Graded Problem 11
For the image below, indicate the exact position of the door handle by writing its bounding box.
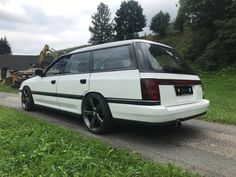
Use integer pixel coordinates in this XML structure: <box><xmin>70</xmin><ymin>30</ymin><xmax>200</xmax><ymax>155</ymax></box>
<box><xmin>80</xmin><ymin>79</ymin><xmax>87</xmax><ymax>84</ymax></box>
<box><xmin>51</xmin><ymin>80</ymin><xmax>56</xmax><ymax>84</ymax></box>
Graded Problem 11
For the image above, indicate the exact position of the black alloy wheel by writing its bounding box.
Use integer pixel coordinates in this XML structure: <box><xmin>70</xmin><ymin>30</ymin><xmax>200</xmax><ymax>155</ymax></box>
<box><xmin>21</xmin><ymin>87</ymin><xmax>34</xmax><ymax>111</ymax></box>
<box><xmin>82</xmin><ymin>93</ymin><xmax>112</xmax><ymax>134</ymax></box>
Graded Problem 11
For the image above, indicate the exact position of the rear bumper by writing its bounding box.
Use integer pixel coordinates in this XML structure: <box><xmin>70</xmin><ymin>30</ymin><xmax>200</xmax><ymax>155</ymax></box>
<box><xmin>109</xmin><ymin>99</ymin><xmax>209</xmax><ymax>123</ymax></box>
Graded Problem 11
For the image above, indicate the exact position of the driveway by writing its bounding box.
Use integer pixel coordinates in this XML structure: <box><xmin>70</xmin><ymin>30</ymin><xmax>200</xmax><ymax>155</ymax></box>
<box><xmin>0</xmin><ymin>92</ymin><xmax>236</xmax><ymax>177</ymax></box>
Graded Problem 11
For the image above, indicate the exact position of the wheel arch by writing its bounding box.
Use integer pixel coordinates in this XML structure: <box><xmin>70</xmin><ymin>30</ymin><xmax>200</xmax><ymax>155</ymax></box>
<box><xmin>22</xmin><ymin>85</ymin><xmax>31</xmax><ymax>90</ymax></box>
<box><xmin>81</xmin><ymin>91</ymin><xmax>112</xmax><ymax>115</ymax></box>
<box><xmin>22</xmin><ymin>85</ymin><xmax>33</xmax><ymax>95</ymax></box>
<box><xmin>82</xmin><ymin>91</ymin><xmax>106</xmax><ymax>105</ymax></box>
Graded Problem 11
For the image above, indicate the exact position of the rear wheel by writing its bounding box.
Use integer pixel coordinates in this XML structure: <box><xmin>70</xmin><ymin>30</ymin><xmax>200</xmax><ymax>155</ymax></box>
<box><xmin>21</xmin><ymin>87</ymin><xmax>34</xmax><ymax>111</ymax></box>
<box><xmin>82</xmin><ymin>93</ymin><xmax>113</xmax><ymax>134</ymax></box>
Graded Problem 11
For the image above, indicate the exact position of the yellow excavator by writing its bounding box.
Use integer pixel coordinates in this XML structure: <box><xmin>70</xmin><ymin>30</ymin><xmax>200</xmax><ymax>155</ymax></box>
<box><xmin>39</xmin><ymin>44</ymin><xmax>58</xmax><ymax>67</ymax></box>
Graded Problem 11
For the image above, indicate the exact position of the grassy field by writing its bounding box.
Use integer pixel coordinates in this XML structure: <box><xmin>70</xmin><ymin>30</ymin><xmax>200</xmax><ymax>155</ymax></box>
<box><xmin>0</xmin><ymin>83</ymin><xmax>18</xmax><ymax>93</ymax></box>
<box><xmin>0</xmin><ymin>106</ymin><xmax>196</xmax><ymax>177</ymax></box>
<box><xmin>201</xmin><ymin>70</ymin><xmax>236</xmax><ymax>125</ymax></box>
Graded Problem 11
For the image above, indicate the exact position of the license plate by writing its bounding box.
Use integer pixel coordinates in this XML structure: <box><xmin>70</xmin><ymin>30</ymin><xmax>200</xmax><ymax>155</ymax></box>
<box><xmin>175</xmin><ymin>86</ymin><xmax>193</xmax><ymax>96</ymax></box>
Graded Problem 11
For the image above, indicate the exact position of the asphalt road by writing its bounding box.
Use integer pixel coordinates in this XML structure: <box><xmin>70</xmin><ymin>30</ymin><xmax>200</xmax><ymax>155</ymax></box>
<box><xmin>0</xmin><ymin>92</ymin><xmax>236</xmax><ymax>177</ymax></box>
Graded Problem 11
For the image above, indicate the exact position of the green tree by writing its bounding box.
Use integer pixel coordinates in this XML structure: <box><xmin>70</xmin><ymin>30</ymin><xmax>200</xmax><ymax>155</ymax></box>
<box><xmin>114</xmin><ymin>0</ymin><xmax>146</xmax><ymax>40</ymax></box>
<box><xmin>196</xmin><ymin>2</ymin><xmax>236</xmax><ymax>70</ymax></box>
<box><xmin>150</xmin><ymin>11</ymin><xmax>170</xmax><ymax>36</ymax></box>
<box><xmin>174</xmin><ymin>6</ymin><xmax>186</xmax><ymax>31</ymax></box>
<box><xmin>89</xmin><ymin>2</ymin><xmax>113</xmax><ymax>45</ymax></box>
<box><xmin>0</xmin><ymin>37</ymin><xmax>12</xmax><ymax>55</ymax></box>
<box><xmin>177</xmin><ymin>0</ymin><xmax>235</xmax><ymax>70</ymax></box>
<box><xmin>179</xmin><ymin>0</ymin><xmax>233</xmax><ymax>30</ymax></box>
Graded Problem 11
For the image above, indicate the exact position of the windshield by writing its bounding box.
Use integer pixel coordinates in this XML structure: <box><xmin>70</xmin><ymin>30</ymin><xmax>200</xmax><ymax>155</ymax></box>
<box><xmin>135</xmin><ymin>43</ymin><xmax>195</xmax><ymax>75</ymax></box>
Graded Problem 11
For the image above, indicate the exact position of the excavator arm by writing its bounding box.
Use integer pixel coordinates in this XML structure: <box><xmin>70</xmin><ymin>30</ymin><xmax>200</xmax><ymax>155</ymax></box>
<box><xmin>39</xmin><ymin>44</ymin><xmax>58</xmax><ymax>67</ymax></box>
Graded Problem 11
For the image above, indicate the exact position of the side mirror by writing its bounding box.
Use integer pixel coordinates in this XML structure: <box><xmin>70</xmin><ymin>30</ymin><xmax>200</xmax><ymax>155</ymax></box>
<box><xmin>35</xmin><ymin>69</ymin><xmax>44</xmax><ymax>77</ymax></box>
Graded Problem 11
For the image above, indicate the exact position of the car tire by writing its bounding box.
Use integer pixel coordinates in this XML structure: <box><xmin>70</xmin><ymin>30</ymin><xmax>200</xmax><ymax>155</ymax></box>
<box><xmin>21</xmin><ymin>87</ymin><xmax>35</xmax><ymax>111</ymax></box>
<box><xmin>82</xmin><ymin>93</ymin><xmax>113</xmax><ymax>134</ymax></box>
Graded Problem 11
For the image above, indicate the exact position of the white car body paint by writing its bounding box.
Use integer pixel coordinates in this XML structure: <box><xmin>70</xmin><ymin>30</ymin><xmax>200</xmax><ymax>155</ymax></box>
<box><xmin>109</xmin><ymin>99</ymin><xmax>209</xmax><ymax>123</ymax></box>
<box><xmin>89</xmin><ymin>70</ymin><xmax>141</xmax><ymax>99</ymax></box>
<box><xmin>19</xmin><ymin>39</ymin><xmax>209</xmax><ymax>124</ymax></box>
<box><xmin>57</xmin><ymin>73</ymin><xmax>90</xmax><ymax>114</ymax></box>
<box><xmin>28</xmin><ymin>76</ymin><xmax>59</xmax><ymax>109</ymax></box>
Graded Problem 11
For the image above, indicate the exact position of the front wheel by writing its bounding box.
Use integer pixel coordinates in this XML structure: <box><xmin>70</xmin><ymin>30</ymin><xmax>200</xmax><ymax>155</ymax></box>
<box><xmin>82</xmin><ymin>93</ymin><xmax>113</xmax><ymax>134</ymax></box>
<box><xmin>21</xmin><ymin>87</ymin><xmax>35</xmax><ymax>111</ymax></box>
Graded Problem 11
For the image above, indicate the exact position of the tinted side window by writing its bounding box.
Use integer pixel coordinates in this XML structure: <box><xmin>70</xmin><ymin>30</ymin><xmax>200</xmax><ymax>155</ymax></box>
<box><xmin>46</xmin><ymin>56</ymin><xmax>70</xmax><ymax>76</ymax></box>
<box><xmin>135</xmin><ymin>43</ymin><xmax>195</xmax><ymax>75</ymax></box>
<box><xmin>93</xmin><ymin>46</ymin><xmax>131</xmax><ymax>71</ymax></box>
<box><xmin>64</xmin><ymin>52</ymin><xmax>90</xmax><ymax>74</ymax></box>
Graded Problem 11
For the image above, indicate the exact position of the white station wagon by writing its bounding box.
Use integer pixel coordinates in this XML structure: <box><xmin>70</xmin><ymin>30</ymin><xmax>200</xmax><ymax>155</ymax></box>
<box><xmin>19</xmin><ymin>39</ymin><xmax>209</xmax><ymax>134</ymax></box>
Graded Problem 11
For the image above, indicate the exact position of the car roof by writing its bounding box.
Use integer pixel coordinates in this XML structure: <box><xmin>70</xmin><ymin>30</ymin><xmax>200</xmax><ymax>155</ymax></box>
<box><xmin>69</xmin><ymin>39</ymin><xmax>172</xmax><ymax>54</ymax></box>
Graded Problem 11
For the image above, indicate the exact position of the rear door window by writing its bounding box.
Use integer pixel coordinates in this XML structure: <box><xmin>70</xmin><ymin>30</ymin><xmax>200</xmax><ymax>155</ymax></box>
<box><xmin>93</xmin><ymin>46</ymin><xmax>132</xmax><ymax>71</ymax></box>
<box><xmin>64</xmin><ymin>52</ymin><xmax>90</xmax><ymax>74</ymax></box>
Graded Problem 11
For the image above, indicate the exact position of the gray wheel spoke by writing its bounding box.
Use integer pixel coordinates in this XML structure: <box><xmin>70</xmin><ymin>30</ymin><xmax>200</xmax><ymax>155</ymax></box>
<box><xmin>96</xmin><ymin>114</ymin><xmax>103</xmax><ymax>124</ymax></box>
<box><xmin>90</xmin><ymin>117</ymin><xmax>96</xmax><ymax>128</ymax></box>
<box><xmin>95</xmin><ymin>103</ymin><xmax>103</xmax><ymax>125</ymax></box>
<box><xmin>83</xmin><ymin>110</ymin><xmax>93</xmax><ymax>116</ymax></box>
<box><xmin>90</xmin><ymin>98</ymin><xmax>96</xmax><ymax>111</ymax></box>
<box><xmin>22</xmin><ymin>90</ymin><xmax>29</xmax><ymax>103</ymax></box>
<box><xmin>23</xmin><ymin>90</ymin><xmax>28</xmax><ymax>97</ymax></box>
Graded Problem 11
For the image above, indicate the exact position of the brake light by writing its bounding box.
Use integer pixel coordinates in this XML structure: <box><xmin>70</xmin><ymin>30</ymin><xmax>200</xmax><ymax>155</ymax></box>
<box><xmin>141</xmin><ymin>79</ymin><xmax>160</xmax><ymax>101</ymax></box>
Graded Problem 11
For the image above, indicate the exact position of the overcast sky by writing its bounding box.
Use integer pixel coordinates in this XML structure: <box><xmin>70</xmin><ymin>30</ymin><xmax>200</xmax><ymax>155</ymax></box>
<box><xmin>0</xmin><ymin>0</ymin><xmax>178</xmax><ymax>55</ymax></box>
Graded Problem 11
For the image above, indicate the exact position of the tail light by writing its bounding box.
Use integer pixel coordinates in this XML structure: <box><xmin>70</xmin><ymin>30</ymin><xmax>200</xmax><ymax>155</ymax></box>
<box><xmin>141</xmin><ymin>79</ymin><xmax>160</xmax><ymax>101</ymax></box>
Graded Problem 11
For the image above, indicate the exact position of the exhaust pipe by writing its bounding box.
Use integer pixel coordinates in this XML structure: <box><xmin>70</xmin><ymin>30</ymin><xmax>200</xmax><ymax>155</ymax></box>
<box><xmin>175</xmin><ymin>120</ymin><xmax>182</xmax><ymax>129</ymax></box>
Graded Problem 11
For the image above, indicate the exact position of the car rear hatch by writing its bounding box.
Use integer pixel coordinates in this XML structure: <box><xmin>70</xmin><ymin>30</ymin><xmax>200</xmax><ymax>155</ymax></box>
<box><xmin>158</xmin><ymin>77</ymin><xmax>202</xmax><ymax>106</ymax></box>
<box><xmin>135</xmin><ymin>41</ymin><xmax>203</xmax><ymax>106</ymax></box>
<box><xmin>140</xmin><ymin>73</ymin><xmax>203</xmax><ymax>106</ymax></box>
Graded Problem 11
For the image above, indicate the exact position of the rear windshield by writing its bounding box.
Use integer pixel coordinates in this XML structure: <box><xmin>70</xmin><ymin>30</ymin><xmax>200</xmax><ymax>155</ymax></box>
<box><xmin>135</xmin><ymin>42</ymin><xmax>195</xmax><ymax>75</ymax></box>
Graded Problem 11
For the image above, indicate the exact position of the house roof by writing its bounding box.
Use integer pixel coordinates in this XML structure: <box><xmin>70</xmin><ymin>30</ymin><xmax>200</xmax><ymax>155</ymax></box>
<box><xmin>0</xmin><ymin>55</ymin><xmax>52</xmax><ymax>70</ymax></box>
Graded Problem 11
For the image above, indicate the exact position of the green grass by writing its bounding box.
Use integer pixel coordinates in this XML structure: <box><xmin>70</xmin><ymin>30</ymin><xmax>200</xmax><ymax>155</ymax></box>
<box><xmin>0</xmin><ymin>106</ymin><xmax>196</xmax><ymax>177</ymax></box>
<box><xmin>0</xmin><ymin>83</ymin><xmax>18</xmax><ymax>93</ymax></box>
<box><xmin>201</xmin><ymin>70</ymin><xmax>236</xmax><ymax>125</ymax></box>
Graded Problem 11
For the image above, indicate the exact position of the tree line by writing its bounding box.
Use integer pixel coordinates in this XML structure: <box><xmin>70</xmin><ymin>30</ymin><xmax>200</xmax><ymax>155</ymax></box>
<box><xmin>174</xmin><ymin>0</ymin><xmax>235</xmax><ymax>70</ymax></box>
<box><xmin>89</xmin><ymin>0</ymin><xmax>236</xmax><ymax>70</ymax></box>
<box><xmin>89</xmin><ymin>0</ymin><xmax>171</xmax><ymax>45</ymax></box>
